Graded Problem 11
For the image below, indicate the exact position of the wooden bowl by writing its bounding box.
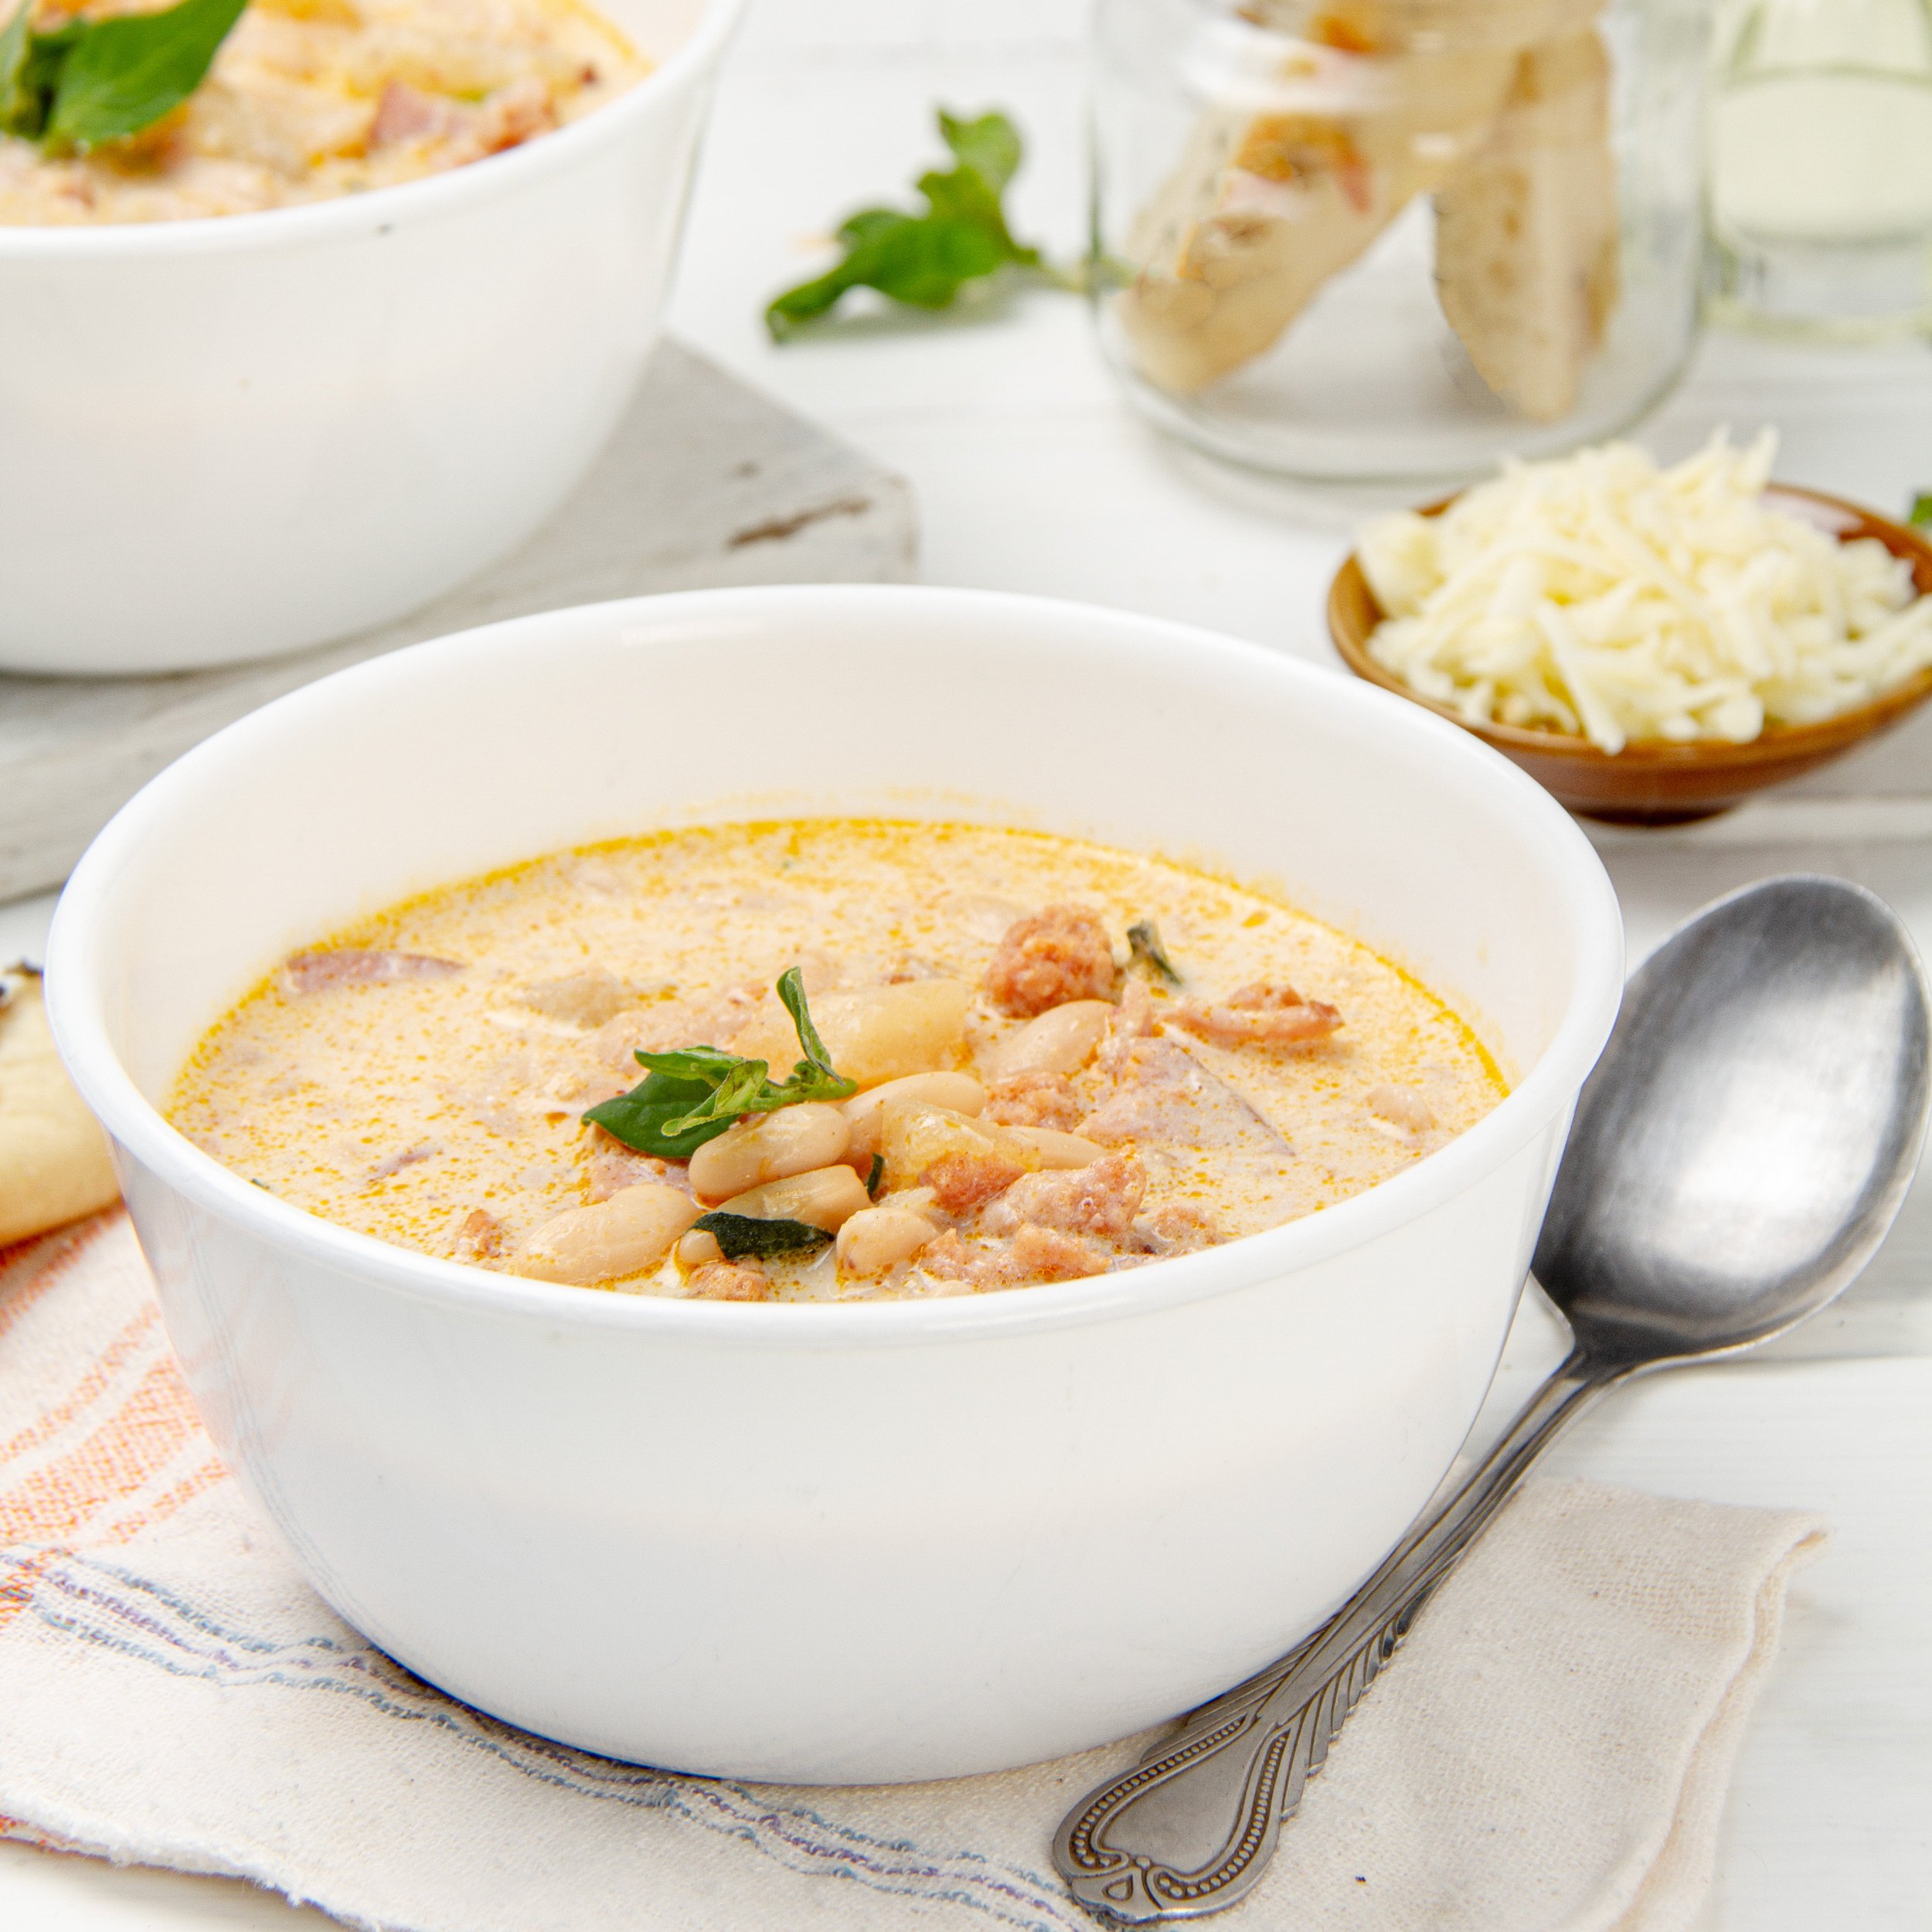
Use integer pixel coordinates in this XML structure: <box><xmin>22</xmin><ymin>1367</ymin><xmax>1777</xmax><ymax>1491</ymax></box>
<box><xmin>1328</xmin><ymin>483</ymin><xmax>1932</xmax><ymax>825</ymax></box>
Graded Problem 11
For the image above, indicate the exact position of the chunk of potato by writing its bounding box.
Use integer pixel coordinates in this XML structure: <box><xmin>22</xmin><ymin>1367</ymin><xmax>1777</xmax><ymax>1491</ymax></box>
<box><xmin>877</xmin><ymin>1101</ymin><xmax>1041</xmax><ymax>1197</ymax></box>
<box><xmin>842</xmin><ymin>1072</ymin><xmax>987</xmax><ymax>1166</ymax></box>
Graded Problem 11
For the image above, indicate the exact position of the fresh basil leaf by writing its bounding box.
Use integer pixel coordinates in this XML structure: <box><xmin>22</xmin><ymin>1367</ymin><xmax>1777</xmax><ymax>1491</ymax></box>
<box><xmin>1127</xmin><ymin>919</ymin><xmax>1183</xmax><ymax>988</ymax></box>
<box><xmin>583</xmin><ymin>1067</ymin><xmax>735</xmax><ymax>1161</ymax></box>
<box><xmin>866</xmin><ymin>1153</ymin><xmax>885</xmax><ymax>1199</ymax></box>
<box><xmin>765</xmin><ymin>107</ymin><xmax>1048</xmax><ymax>340</ymax></box>
<box><xmin>630</xmin><ymin>1044</ymin><xmax>752</xmax><ymax>1084</ymax></box>
<box><xmin>692</xmin><ymin>1212</ymin><xmax>831</xmax><ymax>1260</ymax></box>
<box><xmin>776</xmin><ymin>966</ymin><xmax>839</xmax><ymax>1077</ymax></box>
<box><xmin>1911</xmin><ymin>492</ymin><xmax>1932</xmax><ymax>533</ymax></box>
<box><xmin>46</xmin><ymin>0</ymin><xmax>247</xmax><ymax>151</ymax></box>
<box><xmin>655</xmin><ymin>1055</ymin><xmax>772</xmax><ymax>1140</ymax></box>
<box><xmin>582</xmin><ymin>972</ymin><xmax>854</xmax><ymax>1157</ymax></box>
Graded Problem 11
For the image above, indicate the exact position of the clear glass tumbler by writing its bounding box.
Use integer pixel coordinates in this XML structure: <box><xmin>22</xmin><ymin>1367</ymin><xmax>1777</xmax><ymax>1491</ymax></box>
<box><xmin>1089</xmin><ymin>0</ymin><xmax>1709</xmax><ymax>482</ymax></box>
<box><xmin>1706</xmin><ymin>0</ymin><xmax>1932</xmax><ymax>338</ymax></box>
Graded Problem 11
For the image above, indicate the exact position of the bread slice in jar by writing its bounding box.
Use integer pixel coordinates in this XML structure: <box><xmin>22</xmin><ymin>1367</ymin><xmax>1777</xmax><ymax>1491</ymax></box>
<box><xmin>1431</xmin><ymin>27</ymin><xmax>1621</xmax><ymax>423</ymax></box>
<box><xmin>1117</xmin><ymin>27</ymin><xmax>1515</xmax><ymax>394</ymax></box>
<box><xmin>1113</xmin><ymin>1</ymin><xmax>1611</xmax><ymax>396</ymax></box>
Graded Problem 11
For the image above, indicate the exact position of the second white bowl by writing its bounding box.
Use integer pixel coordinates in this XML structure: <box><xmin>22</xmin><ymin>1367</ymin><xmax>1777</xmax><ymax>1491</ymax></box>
<box><xmin>0</xmin><ymin>0</ymin><xmax>741</xmax><ymax>675</ymax></box>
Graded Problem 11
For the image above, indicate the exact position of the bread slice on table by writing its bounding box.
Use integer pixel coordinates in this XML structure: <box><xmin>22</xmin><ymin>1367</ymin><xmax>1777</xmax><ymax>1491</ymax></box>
<box><xmin>1432</xmin><ymin>28</ymin><xmax>1621</xmax><ymax>423</ymax></box>
<box><xmin>1114</xmin><ymin>0</ymin><xmax>1603</xmax><ymax>396</ymax></box>
<box><xmin>0</xmin><ymin>966</ymin><xmax>120</xmax><ymax>1247</ymax></box>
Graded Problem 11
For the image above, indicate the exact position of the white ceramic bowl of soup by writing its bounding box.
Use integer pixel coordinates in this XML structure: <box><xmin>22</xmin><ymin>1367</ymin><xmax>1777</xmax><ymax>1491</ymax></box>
<box><xmin>0</xmin><ymin>0</ymin><xmax>742</xmax><ymax>677</ymax></box>
<box><xmin>46</xmin><ymin>585</ymin><xmax>1623</xmax><ymax>1782</ymax></box>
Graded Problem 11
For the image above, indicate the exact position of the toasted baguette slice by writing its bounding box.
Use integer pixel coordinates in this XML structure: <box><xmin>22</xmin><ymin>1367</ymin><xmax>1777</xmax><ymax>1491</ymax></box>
<box><xmin>1432</xmin><ymin>29</ymin><xmax>1621</xmax><ymax>422</ymax></box>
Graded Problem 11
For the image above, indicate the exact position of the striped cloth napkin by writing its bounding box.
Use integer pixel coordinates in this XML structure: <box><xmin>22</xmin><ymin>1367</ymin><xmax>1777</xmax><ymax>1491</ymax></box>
<box><xmin>1</xmin><ymin>1210</ymin><xmax>1825</xmax><ymax>1932</ymax></box>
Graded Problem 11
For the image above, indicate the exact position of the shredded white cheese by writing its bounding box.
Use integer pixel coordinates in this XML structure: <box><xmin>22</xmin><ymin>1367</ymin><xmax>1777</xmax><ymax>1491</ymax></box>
<box><xmin>1357</xmin><ymin>433</ymin><xmax>1932</xmax><ymax>753</ymax></box>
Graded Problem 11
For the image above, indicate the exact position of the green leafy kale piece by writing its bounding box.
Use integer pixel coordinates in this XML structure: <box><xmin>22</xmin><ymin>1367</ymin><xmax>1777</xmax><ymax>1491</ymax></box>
<box><xmin>866</xmin><ymin>1153</ymin><xmax>885</xmax><ymax>1199</ymax></box>
<box><xmin>1911</xmin><ymin>493</ymin><xmax>1932</xmax><ymax>533</ymax></box>
<box><xmin>692</xmin><ymin>1212</ymin><xmax>832</xmax><ymax>1260</ymax></box>
<box><xmin>583</xmin><ymin>968</ymin><xmax>856</xmax><ymax>1158</ymax></box>
<box><xmin>1</xmin><ymin>0</ymin><xmax>247</xmax><ymax>150</ymax></box>
<box><xmin>765</xmin><ymin>108</ymin><xmax>1046</xmax><ymax>340</ymax></box>
<box><xmin>1127</xmin><ymin>918</ymin><xmax>1183</xmax><ymax>987</ymax></box>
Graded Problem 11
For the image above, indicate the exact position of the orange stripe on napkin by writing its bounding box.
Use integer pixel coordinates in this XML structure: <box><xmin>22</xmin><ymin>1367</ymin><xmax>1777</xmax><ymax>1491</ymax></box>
<box><xmin>0</xmin><ymin>1353</ymin><xmax>206</xmax><ymax>1546</ymax></box>
<box><xmin>0</xmin><ymin>1216</ymin><xmax>109</xmax><ymax>1345</ymax></box>
<box><xmin>0</xmin><ymin>1303</ymin><xmax>162</xmax><ymax>1467</ymax></box>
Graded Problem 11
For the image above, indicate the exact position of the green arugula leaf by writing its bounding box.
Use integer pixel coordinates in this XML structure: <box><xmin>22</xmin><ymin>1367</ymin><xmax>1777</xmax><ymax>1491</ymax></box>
<box><xmin>766</xmin><ymin>107</ymin><xmax>1050</xmax><ymax>341</ymax></box>
<box><xmin>22</xmin><ymin>0</ymin><xmax>250</xmax><ymax>152</ymax></box>
<box><xmin>1127</xmin><ymin>919</ymin><xmax>1183</xmax><ymax>988</ymax></box>
<box><xmin>583</xmin><ymin>971</ymin><xmax>856</xmax><ymax>1159</ymax></box>
<box><xmin>1911</xmin><ymin>492</ymin><xmax>1932</xmax><ymax>533</ymax></box>
<box><xmin>692</xmin><ymin>1212</ymin><xmax>832</xmax><ymax>1260</ymax></box>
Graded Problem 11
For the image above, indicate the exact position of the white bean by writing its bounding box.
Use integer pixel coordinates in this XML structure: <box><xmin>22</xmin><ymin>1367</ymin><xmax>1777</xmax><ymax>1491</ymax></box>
<box><xmin>835</xmin><ymin>1205</ymin><xmax>942</xmax><ymax>1277</ymax></box>
<box><xmin>719</xmin><ymin>1164</ymin><xmax>872</xmax><ymax>1233</ymax></box>
<box><xmin>1004</xmin><ymin>1126</ymin><xmax>1107</xmax><ymax>1169</ymax></box>
<box><xmin>513</xmin><ymin>1184</ymin><xmax>700</xmax><ymax>1287</ymax></box>
<box><xmin>689</xmin><ymin>1103</ymin><xmax>851</xmax><ymax>1202</ymax></box>
<box><xmin>676</xmin><ymin>1228</ymin><xmax>723</xmax><ymax>1267</ymax></box>
<box><xmin>842</xmin><ymin>1073</ymin><xmax>987</xmax><ymax>1165</ymax></box>
<box><xmin>981</xmin><ymin>1000</ymin><xmax>1112</xmax><ymax>1082</ymax></box>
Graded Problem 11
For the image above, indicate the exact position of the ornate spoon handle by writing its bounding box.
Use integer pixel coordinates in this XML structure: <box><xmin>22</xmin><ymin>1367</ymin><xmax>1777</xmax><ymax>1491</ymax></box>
<box><xmin>1053</xmin><ymin>1349</ymin><xmax>1617</xmax><ymax>1924</ymax></box>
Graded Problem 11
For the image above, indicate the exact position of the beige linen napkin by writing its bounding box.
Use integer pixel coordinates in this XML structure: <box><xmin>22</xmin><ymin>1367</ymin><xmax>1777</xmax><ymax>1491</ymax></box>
<box><xmin>0</xmin><ymin>1213</ymin><xmax>1826</xmax><ymax>1932</ymax></box>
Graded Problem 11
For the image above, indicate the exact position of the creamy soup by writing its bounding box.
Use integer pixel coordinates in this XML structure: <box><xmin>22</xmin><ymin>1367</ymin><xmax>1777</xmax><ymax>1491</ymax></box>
<box><xmin>168</xmin><ymin>820</ymin><xmax>1507</xmax><ymax>1301</ymax></box>
<box><xmin>0</xmin><ymin>0</ymin><xmax>644</xmax><ymax>226</ymax></box>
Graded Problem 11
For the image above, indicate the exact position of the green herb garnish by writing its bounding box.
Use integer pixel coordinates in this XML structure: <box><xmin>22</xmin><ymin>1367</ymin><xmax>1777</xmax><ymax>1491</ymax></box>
<box><xmin>1</xmin><ymin>0</ymin><xmax>247</xmax><ymax>151</ymax></box>
<box><xmin>692</xmin><ymin>1212</ymin><xmax>832</xmax><ymax>1261</ymax></box>
<box><xmin>1911</xmin><ymin>493</ymin><xmax>1932</xmax><ymax>533</ymax></box>
<box><xmin>1127</xmin><ymin>919</ymin><xmax>1182</xmax><ymax>988</ymax></box>
<box><xmin>583</xmin><ymin>967</ymin><xmax>856</xmax><ymax>1159</ymax></box>
<box><xmin>866</xmin><ymin>1153</ymin><xmax>885</xmax><ymax>1199</ymax></box>
<box><xmin>766</xmin><ymin>108</ymin><xmax>1070</xmax><ymax>341</ymax></box>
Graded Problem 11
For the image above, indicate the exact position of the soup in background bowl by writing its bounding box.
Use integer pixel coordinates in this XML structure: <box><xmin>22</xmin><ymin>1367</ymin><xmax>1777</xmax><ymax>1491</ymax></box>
<box><xmin>47</xmin><ymin>584</ymin><xmax>1622</xmax><ymax>1781</ymax></box>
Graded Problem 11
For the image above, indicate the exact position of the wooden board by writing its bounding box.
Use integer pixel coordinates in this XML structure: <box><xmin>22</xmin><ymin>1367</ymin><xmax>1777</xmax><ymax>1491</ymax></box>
<box><xmin>0</xmin><ymin>338</ymin><xmax>917</xmax><ymax>900</ymax></box>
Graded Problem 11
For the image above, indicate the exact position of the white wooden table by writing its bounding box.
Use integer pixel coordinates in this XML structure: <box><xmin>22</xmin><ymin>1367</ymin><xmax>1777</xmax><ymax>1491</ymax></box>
<box><xmin>5</xmin><ymin>0</ymin><xmax>1930</xmax><ymax>1923</ymax></box>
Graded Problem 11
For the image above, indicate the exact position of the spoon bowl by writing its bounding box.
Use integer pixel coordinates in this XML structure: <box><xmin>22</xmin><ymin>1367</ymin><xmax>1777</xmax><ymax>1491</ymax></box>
<box><xmin>1537</xmin><ymin>875</ymin><xmax>1932</xmax><ymax>1366</ymax></box>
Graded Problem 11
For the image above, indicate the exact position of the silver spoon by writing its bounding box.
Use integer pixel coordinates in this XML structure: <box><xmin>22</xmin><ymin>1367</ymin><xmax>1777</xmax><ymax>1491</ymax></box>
<box><xmin>1055</xmin><ymin>875</ymin><xmax>1930</xmax><ymax>1924</ymax></box>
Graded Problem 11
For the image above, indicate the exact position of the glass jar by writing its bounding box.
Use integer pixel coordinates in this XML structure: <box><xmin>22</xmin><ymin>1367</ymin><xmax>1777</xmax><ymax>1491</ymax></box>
<box><xmin>1089</xmin><ymin>0</ymin><xmax>1709</xmax><ymax>482</ymax></box>
<box><xmin>1706</xmin><ymin>0</ymin><xmax>1932</xmax><ymax>339</ymax></box>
